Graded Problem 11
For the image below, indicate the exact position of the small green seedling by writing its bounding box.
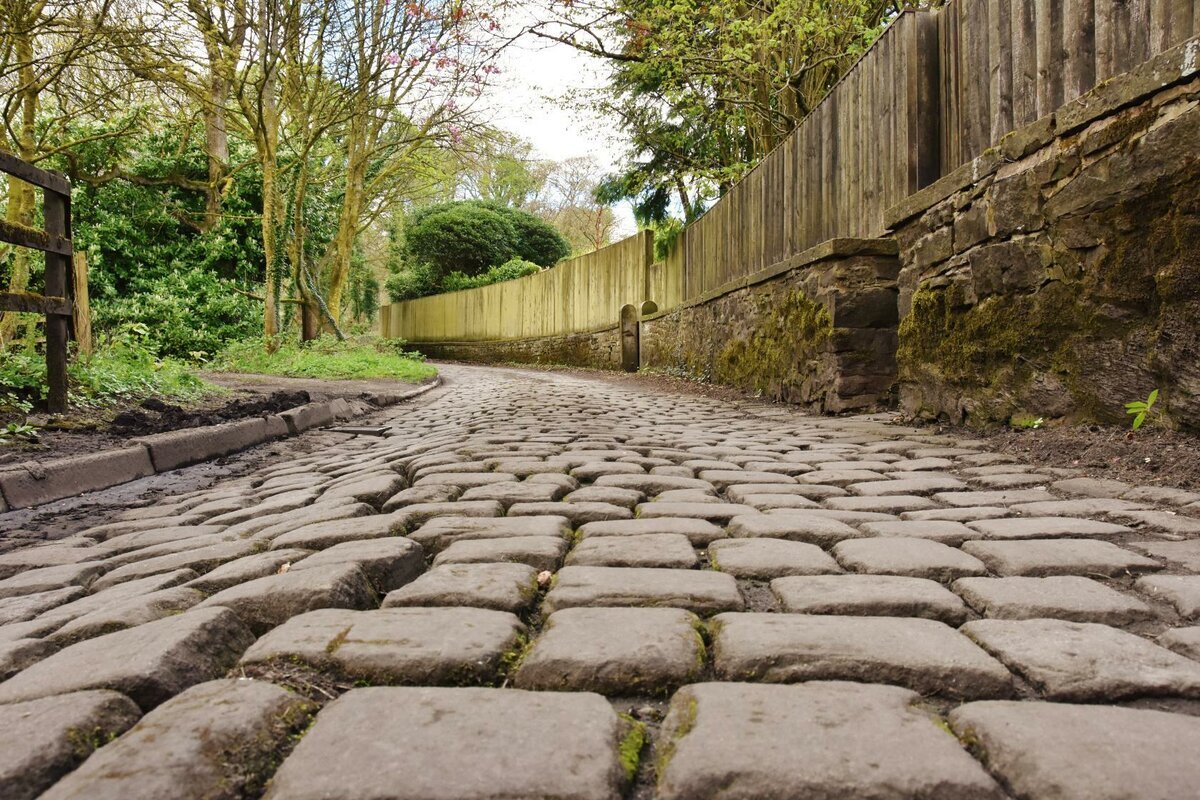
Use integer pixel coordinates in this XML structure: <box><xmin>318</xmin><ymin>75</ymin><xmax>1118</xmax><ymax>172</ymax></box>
<box><xmin>0</xmin><ymin>422</ymin><xmax>39</xmax><ymax>444</ymax></box>
<box><xmin>1125</xmin><ymin>389</ymin><xmax>1159</xmax><ymax>431</ymax></box>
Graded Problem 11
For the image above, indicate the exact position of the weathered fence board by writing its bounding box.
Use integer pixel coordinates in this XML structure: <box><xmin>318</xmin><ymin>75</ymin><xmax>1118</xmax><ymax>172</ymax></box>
<box><xmin>384</xmin><ymin>232</ymin><xmax>653</xmax><ymax>343</ymax></box>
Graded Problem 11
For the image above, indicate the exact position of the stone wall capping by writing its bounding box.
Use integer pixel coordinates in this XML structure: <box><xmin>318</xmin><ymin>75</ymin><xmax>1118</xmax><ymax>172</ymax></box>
<box><xmin>0</xmin><ymin>377</ymin><xmax>441</xmax><ymax>510</ymax></box>
<box><xmin>641</xmin><ymin>238</ymin><xmax>899</xmax><ymax>322</ymax></box>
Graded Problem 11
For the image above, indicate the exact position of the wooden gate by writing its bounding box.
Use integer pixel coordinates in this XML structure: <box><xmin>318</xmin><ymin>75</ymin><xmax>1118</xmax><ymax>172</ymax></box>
<box><xmin>0</xmin><ymin>151</ymin><xmax>73</xmax><ymax>413</ymax></box>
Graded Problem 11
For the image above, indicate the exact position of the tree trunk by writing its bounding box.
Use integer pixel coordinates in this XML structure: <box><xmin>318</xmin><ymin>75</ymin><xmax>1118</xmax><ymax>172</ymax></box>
<box><xmin>0</xmin><ymin>31</ymin><xmax>39</xmax><ymax>347</ymax></box>
<box><xmin>201</xmin><ymin>73</ymin><xmax>230</xmax><ymax>232</ymax></box>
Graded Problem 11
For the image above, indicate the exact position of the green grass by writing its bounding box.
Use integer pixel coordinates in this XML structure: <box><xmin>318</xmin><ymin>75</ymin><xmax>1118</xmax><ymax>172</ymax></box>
<box><xmin>211</xmin><ymin>335</ymin><xmax>437</xmax><ymax>383</ymax></box>
<box><xmin>0</xmin><ymin>325</ymin><xmax>216</xmax><ymax>414</ymax></box>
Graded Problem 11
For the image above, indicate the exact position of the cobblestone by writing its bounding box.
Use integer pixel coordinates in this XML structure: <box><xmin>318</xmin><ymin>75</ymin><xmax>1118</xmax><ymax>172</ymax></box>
<box><xmin>711</xmin><ymin>612</ymin><xmax>1012</xmax><ymax>698</ymax></box>
<box><xmin>5</xmin><ymin>364</ymin><xmax>1200</xmax><ymax>797</ymax></box>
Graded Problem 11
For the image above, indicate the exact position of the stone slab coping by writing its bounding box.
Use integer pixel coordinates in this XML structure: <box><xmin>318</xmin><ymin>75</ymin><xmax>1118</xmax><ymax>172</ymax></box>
<box><xmin>0</xmin><ymin>376</ymin><xmax>441</xmax><ymax>511</ymax></box>
<box><xmin>640</xmin><ymin>237</ymin><xmax>899</xmax><ymax>322</ymax></box>
<box><xmin>883</xmin><ymin>34</ymin><xmax>1200</xmax><ymax>229</ymax></box>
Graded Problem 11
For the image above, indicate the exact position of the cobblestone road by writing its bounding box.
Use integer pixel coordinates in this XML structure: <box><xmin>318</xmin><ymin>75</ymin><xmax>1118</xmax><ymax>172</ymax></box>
<box><xmin>3</xmin><ymin>364</ymin><xmax>1200</xmax><ymax>799</ymax></box>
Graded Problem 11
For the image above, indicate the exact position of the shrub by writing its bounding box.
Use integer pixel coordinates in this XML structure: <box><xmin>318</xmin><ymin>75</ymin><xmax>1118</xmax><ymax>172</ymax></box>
<box><xmin>404</xmin><ymin>204</ymin><xmax>519</xmax><ymax>279</ymax></box>
<box><xmin>404</xmin><ymin>200</ymin><xmax>571</xmax><ymax>279</ymax></box>
<box><xmin>384</xmin><ymin>262</ymin><xmax>438</xmax><ymax>301</ymax></box>
<box><xmin>440</xmin><ymin>258</ymin><xmax>542</xmax><ymax>292</ymax></box>
<box><xmin>495</xmin><ymin>207</ymin><xmax>571</xmax><ymax>267</ymax></box>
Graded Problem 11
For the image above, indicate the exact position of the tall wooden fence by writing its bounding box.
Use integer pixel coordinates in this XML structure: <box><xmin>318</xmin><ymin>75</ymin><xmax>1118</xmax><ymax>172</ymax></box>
<box><xmin>383</xmin><ymin>0</ymin><xmax>1199</xmax><ymax>342</ymax></box>
<box><xmin>381</xmin><ymin>231</ymin><xmax>652</xmax><ymax>342</ymax></box>
<box><xmin>937</xmin><ymin>0</ymin><xmax>1200</xmax><ymax>172</ymax></box>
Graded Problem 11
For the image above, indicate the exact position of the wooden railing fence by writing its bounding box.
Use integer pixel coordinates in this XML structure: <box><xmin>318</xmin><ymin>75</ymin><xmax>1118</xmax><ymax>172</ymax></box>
<box><xmin>0</xmin><ymin>151</ymin><xmax>73</xmax><ymax>413</ymax></box>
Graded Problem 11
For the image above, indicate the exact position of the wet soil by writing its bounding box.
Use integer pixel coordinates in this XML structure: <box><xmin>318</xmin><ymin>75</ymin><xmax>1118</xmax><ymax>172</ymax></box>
<box><xmin>0</xmin><ymin>372</ymin><xmax>436</xmax><ymax>468</ymax></box>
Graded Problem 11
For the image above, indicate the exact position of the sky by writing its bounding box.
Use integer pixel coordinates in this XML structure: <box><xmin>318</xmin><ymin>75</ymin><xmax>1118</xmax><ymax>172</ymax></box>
<box><xmin>479</xmin><ymin>32</ymin><xmax>639</xmax><ymax>236</ymax></box>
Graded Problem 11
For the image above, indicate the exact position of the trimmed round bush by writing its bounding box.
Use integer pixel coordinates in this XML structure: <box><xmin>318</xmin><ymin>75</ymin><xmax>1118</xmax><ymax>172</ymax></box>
<box><xmin>404</xmin><ymin>204</ymin><xmax>519</xmax><ymax>279</ymax></box>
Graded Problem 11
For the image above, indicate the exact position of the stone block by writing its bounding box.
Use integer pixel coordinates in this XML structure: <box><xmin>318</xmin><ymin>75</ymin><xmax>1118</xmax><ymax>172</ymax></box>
<box><xmin>197</xmin><ymin>563</ymin><xmax>376</xmax><ymax>634</ymax></box>
<box><xmin>771</xmin><ymin>574</ymin><xmax>968</xmax><ymax>624</ymax></box>
<box><xmin>183</xmin><ymin>549</ymin><xmax>311</xmax><ymax>594</ymax></box>
<box><xmin>544</xmin><ymin>566</ymin><xmax>743</xmax><ymax>616</ymax></box>
<box><xmin>657</xmin><ymin>682</ymin><xmax>1003</xmax><ymax>800</ymax></box>
<box><xmin>0</xmin><ymin>607</ymin><xmax>254</xmax><ymax>710</ymax></box>
<box><xmin>513</xmin><ymin>607</ymin><xmax>703</xmax><ymax>694</ymax></box>
<box><xmin>290</xmin><ymin>537</ymin><xmax>424</xmax><ymax>594</ymax></box>
<box><xmin>965</xmin><ymin>516</ymin><xmax>1131</xmax><ymax>539</ymax></box>
<box><xmin>382</xmin><ymin>563</ymin><xmax>540</xmax><ymax>613</ymax></box>
<box><xmin>408</xmin><ymin>515</ymin><xmax>571</xmax><ymax>553</ymax></box>
<box><xmin>0</xmin><ymin>638</ymin><xmax>57</xmax><ymax>681</ymax></box>
<box><xmin>509</xmin><ymin>501</ymin><xmax>633</xmax><ymax>525</ymax></box>
<box><xmin>90</xmin><ymin>540</ymin><xmax>258</xmax><ymax>590</ymax></box>
<box><xmin>433</xmin><ymin>535</ymin><xmax>568</xmax><ymax>571</ymax></box>
<box><xmin>280</xmin><ymin>402</ymin><xmax>335</xmax><ymax>434</ymax></box>
<box><xmin>41</xmin><ymin>680</ymin><xmax>311</xmax><ymax>800</ymax></box>
<box><xmin>949</xmin><ymin>701</ymin><xmax>1200</xmax><ymax>800</ymax></box>
<box><xmin>0</xmin><ymin>691</ymin><xmax>141</xmax><ymax>800</ymax></box>
<box><xmin>953</xmin><ymin>576</ymin><xmax>1155</xmax><ymax>624</ymax></box>
<box><xmin>963</xmin><ymin>618</ymin><xmax>1200</xmax><ymax>701</ymax></box>
<box><xmin>566</xmin><ymin>533</ymin><xmax>698</xmax><ymax>569</ymax></box>
<box><xmin>262</xmin><ymin>687</ymin><xmax>627</xmax><ymax>800</ymax></box>
<box><xmin>860</xmin><ymin>519</ymin><xmax>982</xmax><ymax>545</ymax></box>
<box><xmin>579</xmin><ymin>518</ymin><xmax>724</xmax><ymax>546</ymax></box>
<box><xmin>963</xmin><ymin>539</ymin><xmax>1161</xmax><ymax>577</ymax></box>
<box><xmin>241</xmin><ymin>607</ymin><xmax>525</xmax><ymax>685</ymax></box>
<box><xmin>268</xmin><ymin>513</ymin><xmax>410</xmax><ymax>550</ymax></box>
<box><xmin>1135</xmin><ymin>575</ymin><xmax>1200</xmax><ymax>619</ymax></box>
<box><xmin>48</xmin><ymin>587</ymin><xmax>206</xmax><ymax>645</ymax></box>
<box><xmin>0</xmin><ymin>447</ymin><xmax>155</xmax><ymax>509</ymax></box>
<box><xmin>0</xmin><ymin>562</ymin><xmax>108</xmax><ymax>600</ymax></box>
<box><xmin>832</xmin><ymin>537</ymin><xmax>987</xmax><ymax>581</ymax></box>
<box><xmin>711</xmin><ymin>613</ymin><xmax>1012</xmax><ymax>699</ymax></box>
<box><xmin>708</xmin><ymin>538</ymin><xmax>842</xmax><ymax>579</ymax></box>
<box><xmin>726</xmin><ymin>513</ymin><xmax>864</xmax><ymax>546</ymax></box>
<box><xmin>134</xmin><ymin>418</ymin><xmax>272</xmax><ymax>472</ymax></box>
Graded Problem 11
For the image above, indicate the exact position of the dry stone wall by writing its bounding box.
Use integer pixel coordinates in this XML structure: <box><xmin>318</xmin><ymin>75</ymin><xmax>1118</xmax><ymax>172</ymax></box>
<box><xmin>887</xmin><ymin>39</ymin><xmax>1200</xmax><ymax>431</ymax></box>
<box><xmin>411</xmin><ymin>327</ymin><xmax>623</xmax><ymax>371</ymax></box>
<box><xmin>640</xmin><ymin>239</ymin><xmax>900</xmax><ymax>413</ymax></box>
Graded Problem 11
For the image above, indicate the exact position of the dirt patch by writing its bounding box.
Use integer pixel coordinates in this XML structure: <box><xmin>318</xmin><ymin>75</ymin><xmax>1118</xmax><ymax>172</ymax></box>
<box><xmin>939</xmin><ymin>423</ymin><xmax>1200</xmax><ymax>491</ymax></box>
<box><xmin>0</xmin><ymin>372</ymin><xmax>437</xmax><ymax>468</ymax></box>
<box><xmin>108</xmin><ymin>391</ymin><xmax>311</xmax><ymax>436</ymax></box>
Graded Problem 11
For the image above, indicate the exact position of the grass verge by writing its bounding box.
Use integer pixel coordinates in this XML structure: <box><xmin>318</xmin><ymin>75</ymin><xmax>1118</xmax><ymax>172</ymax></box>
<box><xmin>211</xmin><ymin>335</ymin><xmax>437</xmax><ymax>383</ymax></box>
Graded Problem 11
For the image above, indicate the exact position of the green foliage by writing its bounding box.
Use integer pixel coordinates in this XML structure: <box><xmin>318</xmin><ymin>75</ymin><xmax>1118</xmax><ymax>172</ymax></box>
<box><xmin>502</xmin><ymin>208</ymin><xmax>572</xmax><ymax>266</ymax></box>
<box><xmin>404</xmin><ymin>200</ymin><xmax>571</xmax><ymax>282</ymax></box>
<box><xmin>385</xmin><ymin>262</ymin><xmax>438</xmax><ymax>302</ymax></box>
<box><xmin>0</xmin><ymin>325</ymin><xmax>212</xmax><ymax>412</ymax></box>
<box><xmin>1125</xmin><ymin>389</ymin><xmax>1159</xmax><ymax>431</ymax></box>
<box><xmin>440</xmin><ymin>259</ymin><xmax>541</xmax><ymax>292</ymax></box>
<box><xmin>94</xmin><ymin>267</ymin><xmax>262</xmax><ymax>360</ymax></box>
<box><xmin>59</xmin><ymin>119</ymin><xmax>267</xmax><ymax>358</ymax></box>
<box><xmin>211</xmin><ymin>336</ymin><xmax>437</xmax><ymax>383</ymax></box>
<box><xmin>651</xmin><ymin>218</ymin><xmax>686</xmax><ymax>261</ymax></box>
<box><xmin>405</xmin><ymin>203</ymin><xmax>520</xmax><ymax>279</ymax></box>
<box><xmin>0</xmin><ymin>422</ymin><xmax>40</xmax><ymax>445</ymax></box>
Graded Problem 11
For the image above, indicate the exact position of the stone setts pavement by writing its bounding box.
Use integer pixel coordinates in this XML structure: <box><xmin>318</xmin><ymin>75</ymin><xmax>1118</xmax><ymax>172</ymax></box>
<box><xmin>2</xmin><ymin>363</ymin><xmax>1200</xmax><ymax>799</ymax></box>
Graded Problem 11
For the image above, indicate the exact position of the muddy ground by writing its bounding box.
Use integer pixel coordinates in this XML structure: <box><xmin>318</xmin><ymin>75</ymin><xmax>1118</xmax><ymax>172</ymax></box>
<box><xmin>0</xmin><ymin>373</ymin><xmax>435</xmax><ymax>468</ymax></box>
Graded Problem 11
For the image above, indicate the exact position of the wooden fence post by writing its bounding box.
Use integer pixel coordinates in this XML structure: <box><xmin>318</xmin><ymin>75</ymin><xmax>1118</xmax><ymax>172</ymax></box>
<box><xmin>72</xmin><ymin>251</ymin><xmax>92</xmax><ymax>356</ymax></box>
<box><xmin>42</xmin><ymin>190</ymin><xmax>70</xmax><ymax>414</ymax></box>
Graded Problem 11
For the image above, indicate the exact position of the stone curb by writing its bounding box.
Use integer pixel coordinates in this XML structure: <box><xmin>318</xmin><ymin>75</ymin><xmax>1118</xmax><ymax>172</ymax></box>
<box><xmin>0</xmin><ymin>376</ymin><xmax>442</xmax><ymax>511</ymax></box>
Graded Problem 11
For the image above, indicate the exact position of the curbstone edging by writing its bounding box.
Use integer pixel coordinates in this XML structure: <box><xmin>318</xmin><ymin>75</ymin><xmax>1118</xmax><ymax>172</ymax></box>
<box><xmin>280</xmin><ymin>403</ymin><xmax>336</xmax><ymax>435</ymax></box>
<box><xmin>0</xmin><ymin>446</ymin><xmax>155</xmax><ymax>510</ymax></box>
<box><xmin>0</xmin><ymin>376</ymin><xmax>441</xmax><ymax>510</ymax></box>
<box><xmin>133</xmin><ymin>418</ymin><xmax>273</xmax><ymax>473</ymax></box>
